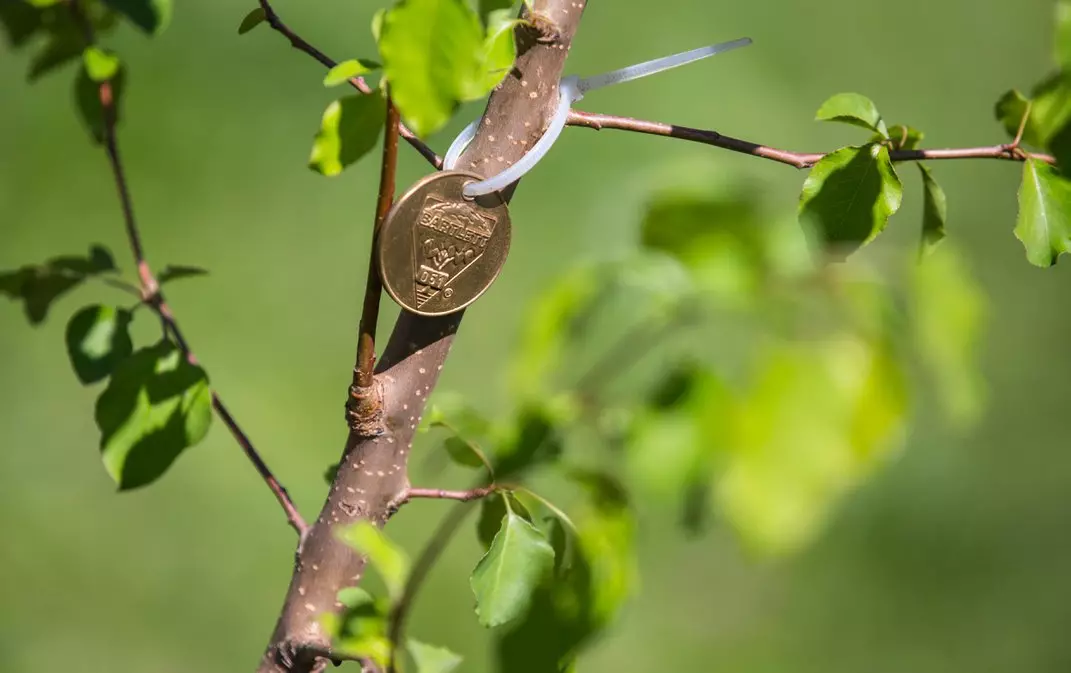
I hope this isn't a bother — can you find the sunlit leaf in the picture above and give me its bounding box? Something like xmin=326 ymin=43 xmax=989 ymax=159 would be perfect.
xmin=471 ymin=508 xmax=554 ymax=627
xmin=1015 ymin=158 xmax=1071 ymax=267
xmin=816 ymin=93 xmax=889 ymax=137
xmin=478 ymin=0 xmax=515 ymax=26
xmin=65 ymin=304 xmax=134 ymax=384
xmin=918 ymin=164 xmax=947 ymax=256
xmin=0 ymin=245 xmax=117 ymax=325
xmin=95 ymin=340 xmax=212 ymax=490
xmin=83 ymin=46 xmax=120 ymax=82
xmin=328 ymin=590 xmax=392 ymax=669
xmin=337 ymin=521 xmax=410 ymax=600
xmin=886 ymin=124 xmax=924 ymax=150
xmin=323 ymin=59 xmax=382 ymax=88
xmin=798 ymin=144 xmax=903 ymax=257
xmin=407 ymin=640 xmax=462 ymax=673
xmin=101 ymin=0 xmax=171 ymax=35
xmin=237 ymin=7 xmax=265 ymax=35
xmin=379 ymin=0 xmax=485 ymax=137
xmin=308 ymin=91 xmax=386 ymax=176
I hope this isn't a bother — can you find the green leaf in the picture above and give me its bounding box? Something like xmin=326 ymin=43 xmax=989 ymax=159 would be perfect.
xmin=28 ymin=32 xmax=82 ymax=81
xmin=918 ymin=164 xmax=947 ymax=256
xmin=308 ymin=92 xmax=386 ymax=176
xmin=816 ymin=93 xmax=889 ymax=137
xmin=371 ymin=8 xmax=386 ymax=42
xmin=477 ymin=492 xmax=530 ymax=549
xmin=798 ymin=144 xmax=903 ymax=257
xmin=338 ymin=522 xmax=410 ymax=600
xmin=495 ymin=400 xmax=569 ymax=477
xmin=911 ymin=246 xmax=986 ymax=427
xmin=75 ymin=62 xmax=126 ymax=144
xmin=157 ymin=264 xmax=208 ymax=285
xmin=83 ymin=46 xmax=120 ymax=82
xmin=443 ymin=435 xmax=486 ymax=469
xmin=0 ymin=1 xmax=44 ymax=48
xmin=330 ymin=591 xmax=392 ymax=669
xmin=407 ymin=640 xmax=462 ymax=673
xmin=473 ymin=12 xmax=519 ymax=96
xmin=95 ymin=340 xmax=212 ymax=490
xmin=100 ymin=0 xmax=172 ymax=35
xmin=323 ymin=59 xmax=381 ymax=87
xmin=237 ymin=7 xmax=265 ymax=35
xmin=995 ymin=90 xmax=1043 ymax=148
xmin=65 ymin=305 xmax=134 ymax=385
xmin=0 ymin=245 xmax=117 ymax=325
xmin=886 ymin=124 xmax=924 ymax=150
xmin=471 ymin=508 xmax=555 ymax=627
xmin=1015 ymin=158 xmax=1071 ymax=267
xmin=379 ymin=0 xmax=486 ymax=137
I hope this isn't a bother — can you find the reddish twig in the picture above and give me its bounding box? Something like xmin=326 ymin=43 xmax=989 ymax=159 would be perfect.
xmin=567 ymin=109 xmax=1057 ymax=169
xmin=69 ymin=0 xmax=307 ymax=540
xmin=402 ymin=485 xmax=497 ymax=502
xmin=255 ymin=0 xmax=442 ymax=168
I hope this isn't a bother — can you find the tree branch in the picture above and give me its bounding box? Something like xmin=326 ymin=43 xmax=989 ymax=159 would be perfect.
xmin=257 ymin=2 xmax=589 ymax=671
xmin=402 ymin=486 xmax=497 ymax=502
xmin=68 ymin=0 xmax=307 ymax=540
xmin=566 ymin=109 xmax=1056 ymax=169
xmin=255 ymin=0 xmax=442 ymax=168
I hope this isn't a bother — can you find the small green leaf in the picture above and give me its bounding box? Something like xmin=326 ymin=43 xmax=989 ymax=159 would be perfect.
xmin=65 ymin=304 xmax=134 ymax=384
xmin=0 ymin=245 xmax=117 ymax=325
xmin=995 ymin=90 xmax=1042 ymax=148
xmin=472 ymin=12 xmax=519 ymax=96
xmin=338 ymin=522 xmax=410 ymax=600
xmin=495 ymin=401 xmax=568 ymax=477
xmin=101 ymin=0 xmax=172 ymax=35
xmin=886 ymin=124 xmax=924 ymax=150
xmin=1015 ymin=158 xmax=1071 ymax=267
xmin=309 ymin=92 xmax=387 ymax=176
xmin=407 ymin=639 xmax=462 ymax=673
xmin=157 ymin=264 xmax=208 ymax=285
xmin=379 ymin=0 xmax=486 ymax=136
xmin=324 ymin=59 xmax=382 ymax=87
xmin=371 ymin=8 xmax=386 ymax=42
xmin=918 ymin=164 xmax=947 ymax=256
xmin=444 ymin=435 xmax=486 ymax=469
xmin=798 ymin=144 xmax=903 ymax=257
xmin=331 ymin=592 xmax=392 ymax=669
xmin=75 ymin=62 xmax=126 ymax=144
xmin=816 ymin=93 xmax=888 ymax=137
xmin=83 ymin=46 xmax=120 ymax=82
xmin=477 ymin=492 xmax=530 ymax=549
xmin=95 ymin=340 xmax=212 ymax=490
xmin=28 ymin=33 xmax=82 ymax=81
xmin=471 ymin=508 xmax=555 ymax=627
xmin=237 ymin=7 xmax=265 ymax=34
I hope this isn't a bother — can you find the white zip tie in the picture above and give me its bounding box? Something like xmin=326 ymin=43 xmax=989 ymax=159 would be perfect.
xmin=443 ymin=37 xmax=752 ymax=198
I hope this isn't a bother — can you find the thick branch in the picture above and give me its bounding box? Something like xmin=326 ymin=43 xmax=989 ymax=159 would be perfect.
xmin=255 ymin=0 xmax=441 ymax=168
xmin=69 ymin=0 xmax=307 ymax=539
xmin=257 ymin=3 xmax=588 ymax=672
xmin=567 ymin=109 xmax=1057 ymax=169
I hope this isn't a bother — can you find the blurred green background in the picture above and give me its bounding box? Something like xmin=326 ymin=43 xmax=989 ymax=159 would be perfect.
xmin=4 ymin=1 xmax=1071 ymax=671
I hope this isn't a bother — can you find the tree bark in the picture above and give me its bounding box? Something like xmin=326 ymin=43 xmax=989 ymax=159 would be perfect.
xmin=257 ymin=2 xmax=588 ymax=671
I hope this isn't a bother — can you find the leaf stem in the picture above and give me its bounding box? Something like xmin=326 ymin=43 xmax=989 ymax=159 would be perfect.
xmin=255 ymin=0 xmax=442 ymax=167
xmin=566 ymin=109 xmax=1057 ymax=169
xmin=68 ymin=0 xmax=307 ymax=540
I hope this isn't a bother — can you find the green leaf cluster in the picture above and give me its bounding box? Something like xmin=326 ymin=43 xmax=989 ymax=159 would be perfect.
xmin=2 ymin=247 xmax=215 ymax=490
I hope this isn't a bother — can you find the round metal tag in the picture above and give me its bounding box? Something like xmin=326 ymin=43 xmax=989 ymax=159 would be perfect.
xmin=377 ymin=170 xmax=511 ymax=317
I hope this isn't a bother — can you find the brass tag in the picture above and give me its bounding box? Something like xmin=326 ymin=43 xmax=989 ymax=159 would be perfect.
xmin=377 ymin=170 xmax=512 ymax=317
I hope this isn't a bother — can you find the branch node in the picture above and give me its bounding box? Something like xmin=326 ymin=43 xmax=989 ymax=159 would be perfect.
xmin=524 ymin=11 xmax=562 ymax=43
xmin=345 ymin=380 xmax=386 ymax=437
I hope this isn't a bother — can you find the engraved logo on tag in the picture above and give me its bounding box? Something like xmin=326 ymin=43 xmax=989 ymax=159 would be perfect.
xmin=412 ymin=195 xmax=499 ymax=308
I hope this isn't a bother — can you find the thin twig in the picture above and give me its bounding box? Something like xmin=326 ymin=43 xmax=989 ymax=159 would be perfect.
xmin=355 ymin=94 xmax=399 ymax=390
xmin=1012 ymin=101 xmax=1033 ymax=149
xmin=402 ymin=485 xmax=497 ymax=502
xmin=567 ymin=109 xmax=1057 ymax=169
xmin=255 ymin=0 xmax=442 ymax=168
xmin=69 ymin=0 xmax=308 ymax=540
